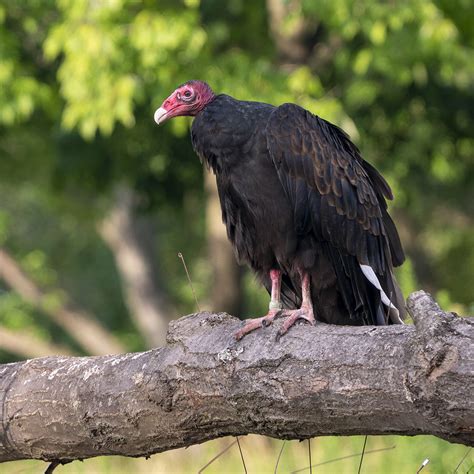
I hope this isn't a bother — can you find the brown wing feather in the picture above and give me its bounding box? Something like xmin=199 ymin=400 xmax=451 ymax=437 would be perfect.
xmin=265 ymin=103 xmax=404 ymax=274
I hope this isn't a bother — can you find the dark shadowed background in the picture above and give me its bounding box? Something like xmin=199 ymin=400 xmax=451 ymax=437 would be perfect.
xmin=0 ymin=0 xmax=472 ymax=472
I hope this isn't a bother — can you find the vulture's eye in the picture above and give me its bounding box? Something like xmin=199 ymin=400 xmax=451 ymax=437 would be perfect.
xmin=185 ymin=90 xmax=193 ymax=98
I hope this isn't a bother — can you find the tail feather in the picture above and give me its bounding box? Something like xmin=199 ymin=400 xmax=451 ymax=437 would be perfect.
xmin=318 ymin=243 xmax=404 ymax=325
xmin=382 ymin=211 xmax=405 ymax=268
xmin=360 ymin=264 xmax=404 ymax=324
xmin=321 ymin=243 xmax=382 ymax=325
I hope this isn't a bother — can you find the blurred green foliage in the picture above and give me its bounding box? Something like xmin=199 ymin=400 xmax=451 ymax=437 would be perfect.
xmin=0 ymin=0 xmax=472 ymax=469
xmin=0 ymin=0 xmax=472 ymax=336
xmin=0 ymin=0 xmax=471 ymax=327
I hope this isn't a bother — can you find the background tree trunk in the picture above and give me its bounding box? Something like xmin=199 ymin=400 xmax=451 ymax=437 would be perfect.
xmin=266 ymin=0 xmax=315 ymax=67
xmin=0 ymin=326 xmax=75 ymax=359
xmin=0 ymin=291 xmax=472 ymax=465
xmin=98 ymin=185 xmax=176 ymax=348
xmin=0 ymin=249 xmax=125 ymax=356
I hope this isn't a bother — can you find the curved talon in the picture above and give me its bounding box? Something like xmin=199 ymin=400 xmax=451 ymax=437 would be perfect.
xmin=236 ymin=271 xmax=316 ymax=341
xmin=235 ymin=310 xmax=280 ymax=340
xmin=278 ymin=306 xmax=316 ymax=338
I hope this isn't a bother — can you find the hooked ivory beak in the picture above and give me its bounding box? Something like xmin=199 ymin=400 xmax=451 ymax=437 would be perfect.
xmin=154 ymin=107 xmax=168 ymax=125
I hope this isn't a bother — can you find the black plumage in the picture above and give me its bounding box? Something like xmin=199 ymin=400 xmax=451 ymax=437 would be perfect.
xmin=190 ymin=94 xmax=405 ymax=327
xmin=155 ymin=81 xmax=405 ymax=333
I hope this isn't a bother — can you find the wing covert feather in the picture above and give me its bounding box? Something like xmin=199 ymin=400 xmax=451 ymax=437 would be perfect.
xmin=265 ymin=103 xmax=404 ymax=273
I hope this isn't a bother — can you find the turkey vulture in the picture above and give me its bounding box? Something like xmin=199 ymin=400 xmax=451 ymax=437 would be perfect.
xmin=154 ymin=80 xmax=405 ymax=339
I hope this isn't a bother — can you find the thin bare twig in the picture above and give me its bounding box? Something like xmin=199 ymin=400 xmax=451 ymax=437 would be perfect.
xmin=453 ymin=447 xmax=472 ymax=473
xmin=44 ymin=461 xmax=60 ymax=474
xmin=236 ymin=436 xmax=247 ymax=474
xmin=44 ymin=460 xmax=71 ymax=474
xmin=357 ymin=435 xmax=368 ymax=474
xmin=178 ymin=252 xmax=201 ymax=312
xmin=274 ymin=441 xmax=286 ymax=474
xmin=291 ymin=445 xmax=396 ymax=473
xmin=197 ymin=440 xmax=237 ymax=473
xmin=308 ymin=439 xmax=313 ymax=474
xmin=416 ymin=458 xmax=429 ymax=474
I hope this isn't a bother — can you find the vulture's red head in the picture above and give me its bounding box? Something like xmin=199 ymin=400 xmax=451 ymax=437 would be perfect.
xmin=154 ymin=80 xmax=215 ymax=125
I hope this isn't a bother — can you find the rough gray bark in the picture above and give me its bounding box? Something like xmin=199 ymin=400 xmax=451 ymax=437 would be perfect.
xmin=0 ymin=291 xmax=472 ymax=464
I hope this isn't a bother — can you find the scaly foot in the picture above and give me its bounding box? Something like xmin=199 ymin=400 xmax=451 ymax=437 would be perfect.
xmin=276 ymin=305 xmax=315 ymax=340
xmin=235 ymin=309 xmax=281 ymax=340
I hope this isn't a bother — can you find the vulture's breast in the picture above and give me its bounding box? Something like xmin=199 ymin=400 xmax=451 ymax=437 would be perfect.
xmin=192 ymin=96 xmax=297 ymax=270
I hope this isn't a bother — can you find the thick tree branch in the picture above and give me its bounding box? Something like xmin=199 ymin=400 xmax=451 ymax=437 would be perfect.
xmin=0 ymin=292 xmax=472 ymax=464
xmin=0 ymin=248 xmax=125 ymax=355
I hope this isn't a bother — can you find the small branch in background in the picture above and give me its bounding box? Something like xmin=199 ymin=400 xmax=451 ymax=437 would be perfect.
xmin=44 ymin=460 xmax=59 ymax=474
xmin=43 ymin=459 xmax=71 ymax=474
xmin=198 ymin=440 xmax=238 ymax=473
xmin=357 ymin=436 xmax=368 ymax=474
xmin=0 ymin=325 xmax=75 ymax=359
xmin=236 ymin=436 xmax=247 ymax=474
xmin=291 ymin=445 xmax=396 ymax=473
xmin=308 ymin=439 xmax=313 ymax=474
xmin=416 ymin=458 xmax=430 ymax=474
xmin=454 ymin=448 xmax=472 ymax=473
xmin=274 ymin=441 xmax=286 ymax=474
xmin=0 ymin=248 xmax=124 ymax=356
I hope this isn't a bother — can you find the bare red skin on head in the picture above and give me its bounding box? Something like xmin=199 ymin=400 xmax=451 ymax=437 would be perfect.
xmin=159 ymin=80 xmax=215 ymax=122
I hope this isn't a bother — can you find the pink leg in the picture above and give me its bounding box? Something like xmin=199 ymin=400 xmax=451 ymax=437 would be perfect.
xmin=268 ymin=269 xmax=282 ymax=310
xmin=235 ymin=269 xmax=283 ymax=340
xmin=277 ymin=272 xmax=315 ymax=338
